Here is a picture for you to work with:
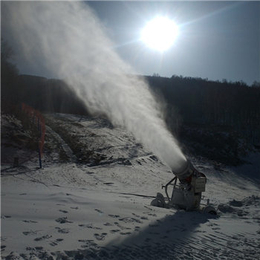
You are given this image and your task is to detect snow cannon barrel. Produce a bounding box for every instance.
[172,159,195,181]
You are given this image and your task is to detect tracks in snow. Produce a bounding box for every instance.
[45,125,77,163]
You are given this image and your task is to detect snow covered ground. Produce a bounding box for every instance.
[1,113,260,259]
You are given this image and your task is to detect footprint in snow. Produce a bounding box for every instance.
[78,239,98,249]
[135,226,141,232]
[104,222,113,227]
[23,230,39,236]
[26,246,44,251]
[120,231,132,236]
[34,235,52,241]
[59,210,68,214]
[146,212,157,217]
[23,220,38,224]
[55,217,73,224]
[1,215,11,219]
[119,217,142,224]
[114,222,131,231]
[94,233,107,241]
[78,239,97,246]
[78,223,102,230]
[95,209,103,214]
[55,227,70,234]
[109,214,120,218]
[49,238,63,247]
[212,227,221,231]
[149,224,159,228]
[110,229,120,234]
[104,182,114,186]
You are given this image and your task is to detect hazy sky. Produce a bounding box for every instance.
[2,1,260,85]
[87,1,260,85]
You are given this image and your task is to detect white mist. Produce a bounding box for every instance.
[3,1,187,172]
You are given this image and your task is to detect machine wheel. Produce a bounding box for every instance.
[202,205,217,215]
[151,193,166,208]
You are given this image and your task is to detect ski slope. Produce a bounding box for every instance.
[1,114,260,259]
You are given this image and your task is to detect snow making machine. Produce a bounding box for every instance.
[151,160,217,215]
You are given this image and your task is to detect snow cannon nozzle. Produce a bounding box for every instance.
[171,159,195,181]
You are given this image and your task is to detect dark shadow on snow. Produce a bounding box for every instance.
[55,210,216,260]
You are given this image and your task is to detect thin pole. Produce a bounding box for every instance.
[38,117,42,168]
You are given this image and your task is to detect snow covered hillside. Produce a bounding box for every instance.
[1,113,260,259]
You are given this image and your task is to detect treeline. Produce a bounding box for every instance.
[146,75,260,145]
[1,39,88,115]
[2,73,89,116]
[2,39,259,147]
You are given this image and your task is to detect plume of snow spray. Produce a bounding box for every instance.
[3,1,187,172]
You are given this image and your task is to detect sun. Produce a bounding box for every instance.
[141,16,179,52]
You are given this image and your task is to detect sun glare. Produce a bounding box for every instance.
[141,16,179,52]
